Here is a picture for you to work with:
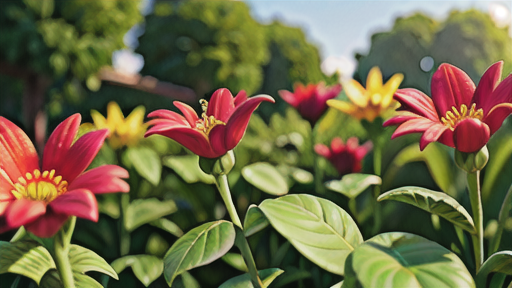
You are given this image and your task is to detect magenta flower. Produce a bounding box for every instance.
[384,61,512,153]
[279,82,342,125]
[315,137,372,176]
[0,114,129,238]
[145,88,274,158]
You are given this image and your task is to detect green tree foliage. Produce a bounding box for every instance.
[356,10,512,93]
[138,0,269,97]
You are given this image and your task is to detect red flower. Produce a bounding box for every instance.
[145,88,274,158]
[0,114,129,238]
[384,61,512,153]
[315,137,372,176]
[279,82,342,125]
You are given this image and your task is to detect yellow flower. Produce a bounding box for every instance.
[327,67,403,122]
[91,102,147,149]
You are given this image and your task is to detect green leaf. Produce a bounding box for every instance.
[163,155,215,184]
[343,232,475,288]
[221,253,248,272]
[243,204,269,237]
[125,198,178,232]
[377,186,475,233]
[125,146,162,186]
[111,255,163,287]
[218,268,284,288]
[0,241,55,284]
[163,220,236,286]
[242,162,288,196]
[482,132,512,200]
[331,281,343,288]
[69,245,118,279]
[40,270,103,288]
[476,251,512,287]
[150,218,184,237]
[325,174,381,199]
[259,194,363,275]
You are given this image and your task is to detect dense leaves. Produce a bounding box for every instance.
[0,241,55,284]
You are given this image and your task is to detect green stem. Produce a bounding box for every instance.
[215,174,242,228]
[53,217,76,288]
[311,126,324,194]
[119,192,131,256]
[489,185,512,255]
[235,229,263,288]
[467,171,484,272]
[371,141,383,235]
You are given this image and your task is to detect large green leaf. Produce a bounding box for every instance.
[124,198,178,232]
[69,245,118,279]
[125,146,162,186]
[242,162,288,196]
[163,155,215,184]
[163,221,236,286]
[111,255,163,287]
[259,194,363,275]
[476,251,512,287]
[0,240,55,284]
[377,187,475,233]
[325,173,381,199]
[343,232,475,288]
[218,268,284,288]
[40,270,103,288]
[243,204,269,237]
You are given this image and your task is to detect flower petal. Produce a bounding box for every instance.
[147,109,190,125]
[473,61,504,113]
[147,126,217,158]
[355,141,373,160]
[209,124,228,157]
[90,110,108,130]
[383,112,424,127]
[234,90,248,107]
[394,88,438,121]
[207,88,236,122]
[174,102,199,127]
[43,114,81,173]
[344,79,368,107]
[331,137,345,154]
[431,63,475,117]
[484,103,512,135]
[68,165,129,194]
[366,67,383,93]
[224,94,275,150]
[50,189,98,222]
[3,199,46,232]
[314,144,331,158]
[107,102,125,127]
[55,129,109,183]
[327,99,358,115]
[278,90,300,107]
[381,73,404,109]
[0,170,15,201]
[391,118,436,139]
[24,209,69,238]
[0,117,39,181]
[419,123,449,151]
[453,118,490,153]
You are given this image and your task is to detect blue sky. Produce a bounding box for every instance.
[245,0,511,77]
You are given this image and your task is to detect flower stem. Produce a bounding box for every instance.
[214,174,242,228]
[312,127,325,194]
[235,229,263,288]
[53,216,76,288]
[119,192,131,256]
[467,171,484,272]
[371,141,383,235]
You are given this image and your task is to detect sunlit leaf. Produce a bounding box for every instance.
[69,245,118,279]
[150,218,184,237]
[111,255,163,287]
[40,270,104,288]
[343,232,475,288]
[125,146,162,186]
[243,204,269,237]
[125,198,178,232]
[325,173,381,199]
[259,194,363,275]
[163,221,236,286]
[242,162,288,196]
[163,155,215,184]
[377,187,475,233]
[476,251,512,287]
[221,253,248,272]
[218,268,284,288]
[0,241,55,284]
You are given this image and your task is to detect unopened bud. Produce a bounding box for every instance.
[455,146,489,173]
[199,150,235,176]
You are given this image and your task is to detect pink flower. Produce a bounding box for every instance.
[1,114,129,238]
[315,137,372,176]
[384,61,512,153]
[279,82,342,125]
[145,88,274,158]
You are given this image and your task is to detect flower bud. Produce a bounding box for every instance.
[199,150,235,176]
[455,145,489,173]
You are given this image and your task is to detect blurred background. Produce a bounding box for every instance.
[1,0,511,287]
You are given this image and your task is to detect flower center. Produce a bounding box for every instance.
[11,169,68,202]
[440,103,484,130]
[195,99,226,136]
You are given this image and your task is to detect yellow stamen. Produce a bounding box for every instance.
[11,169,68,203]
[440,104,484,130]
[195,99,226,136]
